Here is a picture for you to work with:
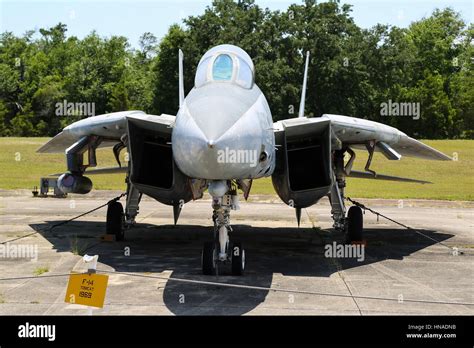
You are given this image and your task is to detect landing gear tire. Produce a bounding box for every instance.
[202,242,217,275]
[346,206,363,243]
[106,201,125,241]
[231,242,245,276]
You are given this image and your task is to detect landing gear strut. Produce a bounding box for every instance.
[330,149,365,243]
[202,181,245,275]
[106,143,141,241]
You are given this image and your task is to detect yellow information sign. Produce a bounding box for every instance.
[65,272,109,308]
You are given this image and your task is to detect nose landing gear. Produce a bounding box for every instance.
[202,241,218,275]
[201,184,245,275]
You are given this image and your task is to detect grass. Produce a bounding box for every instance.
[0,138,472,201]
[252,140,474,201]
[70,235,88,255]
[33,266,49,276]
[0,137,126,191]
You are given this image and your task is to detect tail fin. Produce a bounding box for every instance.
[178,49,184,108]
[298,51,310,118]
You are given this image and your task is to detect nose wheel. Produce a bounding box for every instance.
[201,241,245,276]
[202,242,218,275]
[202,189,245,275]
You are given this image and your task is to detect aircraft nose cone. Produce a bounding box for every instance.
[171,83,270,180]
[172,104,264,180]
[184,83,258,141]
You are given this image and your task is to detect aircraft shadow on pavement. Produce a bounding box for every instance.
[30,221,453,315]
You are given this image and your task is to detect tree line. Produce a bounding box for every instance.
[0,0,472,138]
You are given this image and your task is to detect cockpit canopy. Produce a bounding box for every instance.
[194,44,254,89]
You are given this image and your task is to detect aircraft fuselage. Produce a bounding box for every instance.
[172,46,275,180]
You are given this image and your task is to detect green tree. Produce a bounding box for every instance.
[0,3,471,139]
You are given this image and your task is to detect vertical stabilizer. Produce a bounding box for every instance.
[298,51,310,118]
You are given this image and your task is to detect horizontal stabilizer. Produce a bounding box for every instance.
[37,131,77,153]
[37,132,120,154]
[323,114,452,161]
[348,170,431,184]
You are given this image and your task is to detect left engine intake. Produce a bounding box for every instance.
[271,118,333,208]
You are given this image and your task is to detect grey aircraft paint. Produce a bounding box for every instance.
[172,45,275,180]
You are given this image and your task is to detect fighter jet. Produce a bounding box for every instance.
[38,44,451,275]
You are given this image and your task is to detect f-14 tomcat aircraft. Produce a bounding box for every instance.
[38,44,451,275]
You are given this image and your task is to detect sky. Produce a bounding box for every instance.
[0,0,472,48]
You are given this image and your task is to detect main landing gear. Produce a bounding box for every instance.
[202,181,245,276]
[330,185,364,244]
[330,149,365,243]
[346,205,363,242]
[106,159,141,241]
[106,201,125,241]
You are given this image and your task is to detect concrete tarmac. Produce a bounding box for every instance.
[0,190,472,315]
